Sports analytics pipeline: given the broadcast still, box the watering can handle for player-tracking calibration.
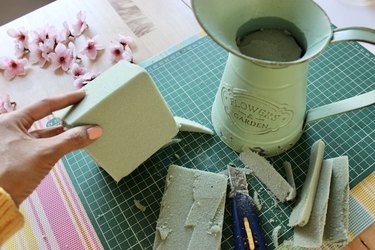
[331,27,375,44]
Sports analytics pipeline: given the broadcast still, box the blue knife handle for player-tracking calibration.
[231,192,267,250]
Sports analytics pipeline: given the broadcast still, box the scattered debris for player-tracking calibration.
[253,191,262,211]
[134,200,146,212]
[272,225,282,248]
[239,148,294,202]
[283,161,296,201]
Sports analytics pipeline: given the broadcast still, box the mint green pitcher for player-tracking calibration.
[192,0,375,156]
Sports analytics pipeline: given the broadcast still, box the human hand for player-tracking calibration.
[0,90,102,207]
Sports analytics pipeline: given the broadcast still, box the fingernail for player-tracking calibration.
[87,127,102,140]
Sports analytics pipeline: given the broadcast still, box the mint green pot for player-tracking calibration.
[192,0,375,156]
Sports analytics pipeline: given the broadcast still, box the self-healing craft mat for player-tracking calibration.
[4,33,374,249]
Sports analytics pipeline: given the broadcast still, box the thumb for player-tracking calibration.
[48,126,102,159]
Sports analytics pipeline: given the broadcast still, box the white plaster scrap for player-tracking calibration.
[288,139,325,227]
[239,148,294,202]
[156,225,172,240]
[253,191,262,211]
[174,116,214,135]
[293,159,333,248]
[161,138,182,149]
[323,156,350,243]
[272,225,282,248]
[283,161,297,201]
[220,166,252,177]
[134,200,146,212]
[208,224,221,236]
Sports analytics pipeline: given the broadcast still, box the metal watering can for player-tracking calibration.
[192,0,375,156]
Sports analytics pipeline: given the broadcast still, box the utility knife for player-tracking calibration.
[228,165,267,250]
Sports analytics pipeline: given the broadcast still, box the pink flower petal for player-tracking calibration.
[49,43,73,71]
[70,63,87,79]
[29,43,49,67]
[55,43,66,55]
[0,57,9,69]
[73,70,100,88]
[122,46,133,62]
[72,11,88,36]
[81,36,104,60]
[0,94,16,114]
[7,28,18,38]
[116,34,134,49]
[3,70,16,80]
[110,45,124,62]
[7,27,28,45]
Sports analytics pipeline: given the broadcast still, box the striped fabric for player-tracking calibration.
[2,118,103,250]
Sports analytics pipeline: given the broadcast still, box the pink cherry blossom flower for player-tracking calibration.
[14,41,28,58]
[70,62,87,79]
[109,44,124,62]
[115,34,134,49]
[31,26,55,50]
[60,21,74,43]
[7,27,29,46]
[72,11,88,36]
[73,70,100,89]
[0,94,16,114]
[29,43,50,67]
[31,27,48,46]
[0,57,28,80]
[48,43,74,71]
[81,35,104,60]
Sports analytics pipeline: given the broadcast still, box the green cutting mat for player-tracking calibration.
[58,35,374,249]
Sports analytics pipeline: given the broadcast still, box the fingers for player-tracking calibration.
[20,90,86,128]
[45,126,102,160]
[29,126,65,138]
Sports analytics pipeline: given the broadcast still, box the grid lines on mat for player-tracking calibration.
[61,35,374,249]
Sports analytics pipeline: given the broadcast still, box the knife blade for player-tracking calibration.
[228,165,267,250]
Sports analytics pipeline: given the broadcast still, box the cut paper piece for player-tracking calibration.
[239,148,294,202]
[283,161,297,201]
[174,116,214,135]
[293,159,333,248]
[55,61,178,182]
[323,156,350,244]
[288,139,325,227]
[153,165,227,250]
